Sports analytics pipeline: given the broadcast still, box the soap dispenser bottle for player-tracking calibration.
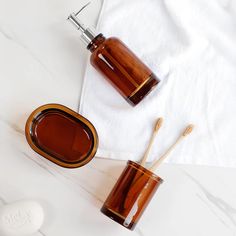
[68,6,160,106]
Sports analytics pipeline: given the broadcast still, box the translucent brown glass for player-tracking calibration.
[101,160,163,230]
[88,34,160,106]
[25,104,98,168]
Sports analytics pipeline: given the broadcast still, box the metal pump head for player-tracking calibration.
[68,2,96,45]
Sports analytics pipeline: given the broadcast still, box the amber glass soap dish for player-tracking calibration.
[25,104,98,168]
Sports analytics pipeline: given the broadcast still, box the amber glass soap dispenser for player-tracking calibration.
[68,7,160,106]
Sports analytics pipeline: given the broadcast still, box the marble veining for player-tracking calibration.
[0,119,24,136]
[38,230,46,236]
[183,171,236,232]
[0,26,13,41]
[0,25,54,80]
[23,149,105,203]
[21,151,58,179]
[0,196,7,205]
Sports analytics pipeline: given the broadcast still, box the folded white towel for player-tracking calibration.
[79,0,236,167]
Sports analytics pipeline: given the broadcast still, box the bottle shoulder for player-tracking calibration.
[89,35,126,56]
[93,36,123,52]
[105,36,121,42]
[104,36,123,46]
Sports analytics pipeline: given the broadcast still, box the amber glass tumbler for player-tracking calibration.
[101,160,163,230]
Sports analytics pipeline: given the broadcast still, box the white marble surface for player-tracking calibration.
[0,0,236,235]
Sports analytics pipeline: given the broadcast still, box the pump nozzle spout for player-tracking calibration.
[75,2,91,16]
[68,13,86,32]
[68,2,96,45]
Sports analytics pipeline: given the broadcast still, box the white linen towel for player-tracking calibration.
[79,0,236,167]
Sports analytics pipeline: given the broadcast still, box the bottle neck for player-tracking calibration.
[87,34,106,53]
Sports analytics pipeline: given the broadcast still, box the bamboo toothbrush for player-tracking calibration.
[140,117,163,167]
[149,124,194,172]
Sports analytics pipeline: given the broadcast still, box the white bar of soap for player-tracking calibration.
[0,200,44,236]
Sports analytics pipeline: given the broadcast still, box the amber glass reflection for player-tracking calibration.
[88,34,159,106]
[101,160,163,230]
